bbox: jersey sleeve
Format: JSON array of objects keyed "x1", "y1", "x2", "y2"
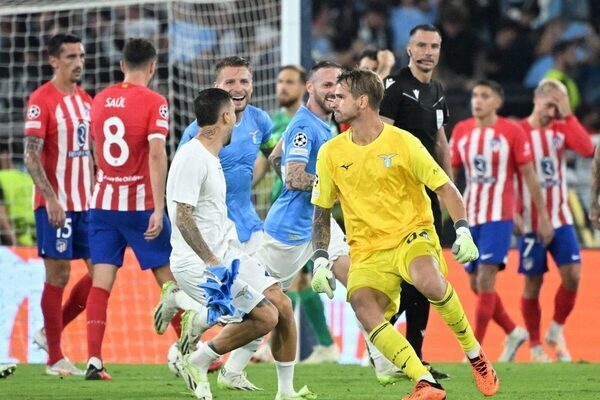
[
  {"x1": 24, "y1": 92, "x2": 50, "y2": 138},
  {"x1": 408, "y1": 134, "x2": 450, "y2": 191},
  {"x1": 560, "y1": 116, "x2": 594, "y2": 157},
  {"x1": 257, "y1": 108, "x2": 273, "y2": 149},
  {"x1": 311, "y1": 143, "x2": 338, "y2": 209},
  {"x1": 177, "y1": 120, "x2": 199, "y2": 150},
  {"x1": 449, "y1": 124, "x2": 463, "y2": 168},
  {"x1": 511, "y1": 123, "x2": 533, "y2": 165},
  {"x1": 379, "y1": 77, "x2": 403, "y2": 122},
  {"x1": 170, "y1": 150, "x2": 206, "y2": 207},
  {"x1": 146, "y1": 94, "x2": 169, "y2": 140},
  {"x1": 284, "y1": 125, "x2": 313, "y2": 164}
]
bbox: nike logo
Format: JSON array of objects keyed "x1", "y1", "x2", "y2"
[
  {"x1": 571, "y1": 255, "x2": 580, "y2": 261},
  {"x1": 340, "y1": 163, "x2": 353, "y2": 170},
  {"x1": 401, "y1": 356, "x2": 411, "y2": 370},
  {"x1": 480, "y1": 253, "x2": 494, "y2": 260}
]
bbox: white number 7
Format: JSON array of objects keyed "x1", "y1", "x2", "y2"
[{"x1": 523, "y1": 237, "x2": 536, "y2": 257}]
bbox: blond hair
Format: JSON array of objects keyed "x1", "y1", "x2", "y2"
[{"x1": 535, "y1": 79, "x2": 568, "y2": 96}]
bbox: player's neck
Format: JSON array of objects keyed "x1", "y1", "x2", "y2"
[
  {"x1": 350, "y1": 113, "x2": 384, "y2": 146},
  {"x1": 50, "y1": 77, "x2": 77, "y2": 94},
  {"x1": 123, "y1": 71, "x2": 150, "y2": 87},
  {"x1": 527, "y1": 114, "x2": 546, "y2": 129},
  {"x1": 475, "y1": 113, "x2": 497, "y2": 127},
  {"x1": 196, "y1": 127, "x2": 223, "y2": 156},
  {"x1": 408, "y1": 63, "x2": 432, "y2": 84}
]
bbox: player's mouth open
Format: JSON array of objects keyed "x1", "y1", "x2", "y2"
[{"x1": 232, "y1": 95, "x2": 246, "y2": 101}]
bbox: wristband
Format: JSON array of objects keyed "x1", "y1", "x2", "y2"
[
  {"x1": 311, "y1": 249, "x2": 329, "y2": 261},
  {"x1": 453, "y1": 219, "x2": 469, "y2": 230}
]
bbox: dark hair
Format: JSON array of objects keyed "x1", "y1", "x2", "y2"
[
  {"x1": 123, "y1": 38, "x2": 157, "y2": 69},
  {"x1": 359, "y1": 49, "x2": 378, "y2": 62},
  {"x1": 279, "y1": 64, "x2": 307, "y2": 84},
  {"x1": 337, "y1": 68, "x2": 384, "y2": 110},
  {"x1": 309, "y1": 60, "x2": 342, "y2": 80},
  {"x1": 47, "y1": 33, "x2": 81, "y2": 57},
  {"x1": 409, "y1": 24, "x2": 441, "y2": 38},
  {"x1": 551, "y1": 40, "x2": 574, "y2": 56},
  {"x1": 473, "y1": 79, "x2": 504, "y2": 99},
  {"x1": 194, "y1": 88, "x2": 232, "y2": 126},
  {"x1": 215, "y1": 56, "x2": 251, "y2": 77}
]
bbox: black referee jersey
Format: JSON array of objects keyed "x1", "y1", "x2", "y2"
[{"x1": 379, "y1": 67, "x2": 449, "y2": 158}]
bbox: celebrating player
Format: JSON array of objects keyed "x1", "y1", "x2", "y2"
[
  {"x1": 312, "y1": 69, "x2": 499, "y2": 399},
  {"x1": 24, "y1": 33, "x2": 93, "y2": 376},
  {"x1": 84, "y1": 38, "x2": 195, "y2": 380},
  {"x1": 450, "y1": 80, "x2": 553, "y2": 361},
  {"x1": 517, "y1": 79, "x2": 594, "y2": 361},
  {"x1": 167, "y1": 88, "x2": 314, "y2": 400},
  {"x1": 591, "y1": 147, "x2": 600, "y2": 230}
]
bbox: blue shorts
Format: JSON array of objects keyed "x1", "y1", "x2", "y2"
[
  {"x1": 465, "y1": 220, "x2": 513, "y2": 273},
  {"x1": 518, "y1": 225, "x2": 581, "y2": 275},
  {"x1": 34, "y1": 208, "x2": 90, "y2": 260},
  {"x1": 88, "y1": 209, "x2": 172, "y2": 270}
]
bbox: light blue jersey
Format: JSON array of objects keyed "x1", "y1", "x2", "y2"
[
  {"x1": 264, "y1": 106, "x2": 333, "y2": 245},
  {"x1": 179, "y1": 105, "x2": 272, "y2": 243}
]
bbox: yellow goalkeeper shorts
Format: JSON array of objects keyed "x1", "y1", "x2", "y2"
[{"x1": 346, "y1": 226, "x2": 447, "y2": 320}]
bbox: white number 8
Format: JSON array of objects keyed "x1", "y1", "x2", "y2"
[{"x1": 103, "y1": 116, "x2": 129, "y2": 167}]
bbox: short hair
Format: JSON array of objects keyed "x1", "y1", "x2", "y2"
[
  {"x1": 358, "y1": 49, "x2": 378, "y2": 62},
  {"x1": 309, "y1": 60, "x2": 342, "y2": 80},
  {"x1": 534, "y1": 78, "x2": 568, "y2": 96},
  {"x1": 551, "y1": 40, "x2": 574, "y2": 56},
  {"x1": 215, "y1": 56, "x2": 251, "y2": 77},
  {"x1": 473, "y1": 79, "x2": 504, "y2": 100},
  {"x1": 122, "y1": 38, "x2": 157, "y2": 69},
  {"x1": 279, "y1": 64, "x2": 307, "y2": 84},
  {"x1": 409, "y1": 24, "x2": 441, "y2": 38},
  {"x1": 194, "y1": 88, "x2": 232, "y2": 126},
  {"x1": 47, "y1": 33, "x2": 81, "y2": 57},
  {"x1": 337, "y1": 68, "x2": 384, "y2": 110}
]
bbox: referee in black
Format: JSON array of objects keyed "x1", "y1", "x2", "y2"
[{"x1": 379, "y1": 24, "x2": 451, "y2": 380}]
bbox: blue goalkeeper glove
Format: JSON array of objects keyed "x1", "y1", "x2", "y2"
[
  {"x1": 451, "y1": 220, "x2": 479, "y2": 264},
  {"x1": 311, "y1": 250, "x2": 335, "y2": 299}
]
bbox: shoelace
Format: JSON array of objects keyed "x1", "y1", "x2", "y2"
[{"x1": 470, "y1": 357, "x2": 489, "y2": 376}]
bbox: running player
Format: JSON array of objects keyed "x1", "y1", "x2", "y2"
[
  {"x1": 450, "y1": 80, "x2": 553, "y2": 361},
  {"x1": 312, "y1": 68, "x2": 498, "y2": 399},
  {"x1": 24, "y1": 33, "x2": 93, "y2": 376},
  {"x1": 517, "y1": 79, "x2": 594, "y2": 361}
]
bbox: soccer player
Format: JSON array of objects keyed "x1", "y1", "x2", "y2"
[
  {"x1": 167, "y1": 88, "x2": 314, "y2": 400},
  {"x1": 24, "y1": 33, "x2": 93, "y2": 376},
  {"x1": 377, "y1": 24, "x2": 450, "y2": 378},
  {"x1": 517, "y1": 79, "x2": 594, "y2": 361},
  {"x1": 450, "y1": 80, "x2": 554, "y2": 361},
  {"x1": 217, "y1": 61, "x2": 346, "y2": 390},
  {"x1": 312, "y1": 68, "x2": 498, "y2": 399},
  {"x1": 84, "y1": 38, "x2": 194, "y2": 380},
  {"x1": 591, "y1": 147, "x2": 600, "y2": 230},
  {"x1": 178, "y1": 56, "x2": 272, "y2": 254}
]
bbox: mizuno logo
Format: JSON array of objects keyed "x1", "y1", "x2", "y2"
[{"x1": 340, "y1": 163, "x2": 353, "y2": 170}]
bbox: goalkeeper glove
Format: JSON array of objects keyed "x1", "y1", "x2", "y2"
[
  {"x1": 311, "y1": 249, "x2": 335, "y2": 299},
  {"x1": 451, "y1": 219, "x2": 479, "y2": 264}
]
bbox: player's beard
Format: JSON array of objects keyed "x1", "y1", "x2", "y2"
[
  {"x1": 315, "y1": 92, "x2": 335, "y2": 115},
  {"x1": 278, "y1": 94, "x2": 300, "y2": 109}
]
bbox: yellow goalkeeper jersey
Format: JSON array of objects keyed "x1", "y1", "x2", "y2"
[{"x1": 311, "y1": 123, "x2": 449, "y2": 255}]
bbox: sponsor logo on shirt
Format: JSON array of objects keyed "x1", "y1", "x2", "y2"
[
  {"x1": 340, "y1": 163, "x2": 353, "y2": 170},
  {"x1": 474, "y1": 155, "x2": 487, "y2": 174},
  {"x1": 76, "y1": 123, "x2": 87, "y2": 147},
  {"x1": 541, "y1": 157, "x2": 555, "y2": 177}
]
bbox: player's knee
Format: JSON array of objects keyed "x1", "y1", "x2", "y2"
[
  {"x1": 254, "y1": 299, "x2": 279, "y2": 334},
  {"x1": 266, "y1": 288, "x2": 293, "y2": 322},
  {"x1": 350, "y1": 296, "x2": 384, "y2": 332},
  {"x1": 561, "y1": 265, "x2": 580, "y2": 290},
  {"x1": 45, "y1": 266, "x2": 70, "y2": 287}
]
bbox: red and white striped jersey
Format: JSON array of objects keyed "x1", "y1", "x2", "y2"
[
  {"x1": 90, "y1": 82, "x2": 169, "y2": 211},
  {"x1": 24, "y1": 82, "x2": 93, "y2": 212},
  {"x1": 450, "y1": 117, "x2": 533, "y2": 226},
  {"x1": 518, "y1": 116, "x2": 594, "y2": 232}
]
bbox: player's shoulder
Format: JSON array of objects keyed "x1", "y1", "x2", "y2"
[
  {"x1": 246, "y1": 104, "x2": 270, "y2": 121},
  {"x1": 453, "y1": 118, "x2": 475, "y2": 134},
  {"x1": 497, "y1": 117, "x2": 526, "y2": 136},
  {"x1": 383, "y1": 70, "x2": 405, "y2": 91},
  {"x1": 28, "y1": 81, "x2": 56, "y2": 102},
  {"x1": 74, "y1": 85, "x2": 93, "y2": 101},
  {"x1": 322, "y1": 129, "x2": 348, "y2": 151}
]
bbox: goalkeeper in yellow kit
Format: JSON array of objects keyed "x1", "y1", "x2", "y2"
[{"x1": 310, "y1": 69, "x2": 499, "y2": 400}]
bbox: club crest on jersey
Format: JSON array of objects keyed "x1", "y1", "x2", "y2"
[
  {"x1": 490, "y1": 137, "x2": 502, "y2": 152},
  {"x1": 293, "y1": 132, "x2": 308, "y2": 147},
  {"x1": 249, "y1": 130, "x2": 260, "y2": 145},
  {"x1": 474, "y1": 155, "x2": 487, "y2": 174},
  {"x1": 76, "y1": 123, "x2": 87, "y2": 148},
  {"x1": 541, "y1": 157, "x2": 555, "y2": 177},
  {"x1": 27, "y1": 104, "x2": 41, "y2": 119},
  {"x1": 378, "y1": 153, "x2": 397, "y2": 168},
  {"x1": 552, "y1": 135, "x2": 564, "y2": 148},
  {"x1": 159, "y1": 104, "x2": 169, "y2": 119},
  {"x1": 56, "y1": 239, "x2": 68, "y2": 253}
]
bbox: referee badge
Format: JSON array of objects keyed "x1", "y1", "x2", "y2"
[{"x1": 436, "y1": 109, "x2": 444, "y2": 129}]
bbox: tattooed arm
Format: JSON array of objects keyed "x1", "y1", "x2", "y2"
[
  {"x1": 268, "y1": 139, "x2": 284, "y2": 179},
  {"x1": 24, "y1": 136, "x2": 65, "y2": 227},
  {"x1": 175, "y1": 202, "x2": 220, "y2": 266},
  {"x1": 285, "y1": 161, "x2": 316, "y2": 191},
  {"x1": 590, "y1": 146, "x2": 600, "y2": 229},
  {"x1": 312, "y1": 205, "x2": 331, "y2": 252}
]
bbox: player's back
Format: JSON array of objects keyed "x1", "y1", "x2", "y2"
[{"x1": 90, "y1": 82, "x2": 169, "y2": 211}]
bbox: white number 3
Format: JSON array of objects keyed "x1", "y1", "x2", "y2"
[{"x1": 103, "y1": 116, "x2": 130, "y2": 167}]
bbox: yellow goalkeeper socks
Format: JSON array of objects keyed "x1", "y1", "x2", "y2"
[
  {"x1": 369, "y1": 321, "x2": 430, "y2": 380},
  {"x1": 430, "y1": 283, "x2": 479, "y2": 353}
]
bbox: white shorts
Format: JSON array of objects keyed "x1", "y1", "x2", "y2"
[
  {"x1": 240, "y1": 230, "x2": 264, "y2": 255},
  {"x1": 255, "y1": 218, "x2": 349, "y2": 290},
  {"x1": 172, "y1": 247, "x2": 277, "y2": 316}
]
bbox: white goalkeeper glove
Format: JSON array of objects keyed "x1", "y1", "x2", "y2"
[{"x1": 311, "y1": 249, "x2": 335, "y2": 299}]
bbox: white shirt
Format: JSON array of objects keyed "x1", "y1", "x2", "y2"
[{"x1": 166, "y1": 139, "x2": 238, "y2": 271}]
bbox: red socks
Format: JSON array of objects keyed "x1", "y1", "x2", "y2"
[
  {"x1": 521, "y1": 297, "x2": 541, "y2": 346},
  {"x1": 493, "y1": 293, "x2": 516, "y2": 334},
  {"x1": 86, "y1": 287, "x2": 111, "y2": 360},
  {"x1": 474, "y1": 292, "x2": 496, "y2": 343},
  {"x1": 553, "y1": 285, "x2": 577, "y2": 325},
  {"x1": 62, "y1": 274, "x2": 93, "y2": 327},
  {"x1": 171, "y1": 310, "x2": 183, "y2": 337},
  {"x1": 41, "y1": 283, "x2": 65, "y2": 365}
]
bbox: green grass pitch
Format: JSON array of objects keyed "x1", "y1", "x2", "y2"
[{"x1": 3, "y1": 362, "x2": 600, "y2": 399}]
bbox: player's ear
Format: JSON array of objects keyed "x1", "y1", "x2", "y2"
[
  {"x1": 306, "y1": 80, "x2": 313, "y2": 95},
  {"x1": 119, "y1": 60, "x2": 126, "y2": 74}
]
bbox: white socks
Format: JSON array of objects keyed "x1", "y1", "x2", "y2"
[
  {"x1": 189, "y1": 342, "x2": 221, "y2": 378},
  {"x1": 275, "y1": 360, "x2": 295, "y2": 395},
  {"x1": 224, "y1": 337, "x2": 264, "y2": 374}
]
